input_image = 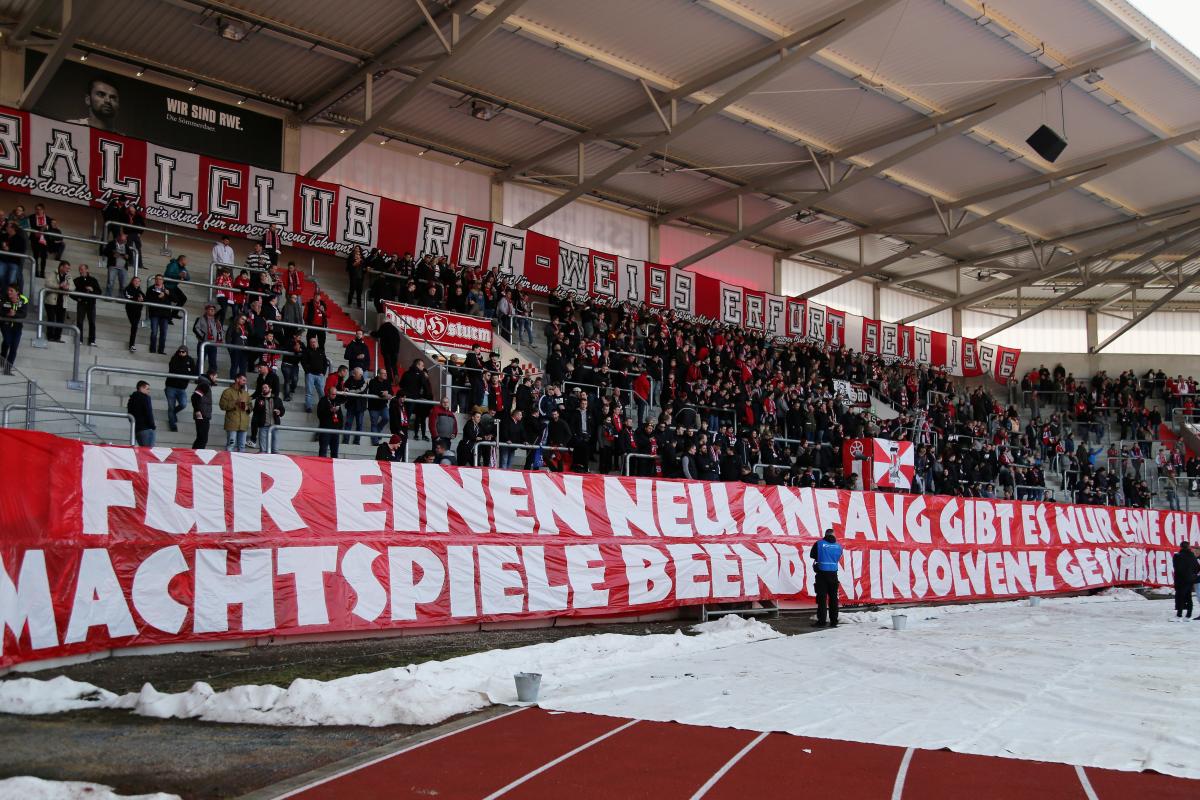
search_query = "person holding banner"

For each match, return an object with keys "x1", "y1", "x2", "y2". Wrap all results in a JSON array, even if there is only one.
[{"x1": 810, "y1": 529, "x2": 844, "y2": 628}]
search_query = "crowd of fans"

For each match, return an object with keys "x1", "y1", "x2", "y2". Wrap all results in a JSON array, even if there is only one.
[{"x1": 7, "y1": 197, "x2": 1196, "y2": 512}]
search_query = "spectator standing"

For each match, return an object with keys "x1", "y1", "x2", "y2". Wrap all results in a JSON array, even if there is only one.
[
  {"x1": 262, "y1": 223, "x2": 283, "y2": 266},
  {"x1": 341, "y1": 367, "x2": 368, "y2": 445},
  {"x1": 45, "y1": 261, "x2": 71, "y2": 342},
  {"x1": 281, "y1": 336, "x2": 303, "y2": 402},
  {"x1": 26, "y1": 204, "x2": 50, "y2": 278},
  {"x1": 1173, "y1": 541, "x2": 1199, "y2": 620},
  {"x1": 809, "y1": 528, "x2": 844, "y2": 628},
  {"x1": 212, "y1": 235, "x2": 235, "y2": 268},
  {"x1": 191, "y1": 369, "x2": 217, "y2": 449},
  {"x1": 145, "y1": 274, "x2": 172, "y2": 355},
  {"x1": 0, "y1": 284, "x2": 27, "y2": 374},
  {"x1": 164, "y1": 346, "x2": 195, "y2": 432},
  {"x1": 219, "y1": 373, "x2": 251, "y2": 452},
  {"x1": 251, "y1": 381, "x2": 284, "y2": 452},
  {"x1": 399, "y1": 358, "x2": 433, "y2": 440},
  {"x1": 102, "y1": 231, "x2": 133, "y2": 297},
  {"x1": 317, "y1": 385, "x2": 344, "y2": 458},
  {"x1": 428, "y1": 396, "x2": 458, "y2": 443},
  {"x1": 371, "y1": 316, "x2": 401, "y2": 380},
  {"x1": 225, "y1": 312, "x2": 250, "y2": 380},
  {"x1": 304, "y1": 292, "x2": 329, "y2": 349},
  {"x1": 367, "y1": 367, "x2": 392, "y2": 433},
  {"x1": 213, "y1": 266, "x2": 235, "y2": 323},
  {"x1": 163, "y1": 254, "x2": 190, "y2": 308},
  {"x1": 1, "y1": 220, "x2": 27, "y2": 290},
  {"x1": 127, "y1": 381, "x2": 156, "y2": 447},
  {"x1": 280, "y1": 291, "x2": 304, "y2": 337},
  {"x1": 344, "y1": 330, "x2": 371, "y2": 374},
  {"x1": 72, "y1": 264, "x2": 101, "y2": 346},
  {"x1": 245, "y1": 243, "x2": 271, "y2": 287},
  {"x1": 302, "y1": 335, "x2": 330, "y2": 413},
  {"x1": 192, "y1": 303, "x2": 224, "y2": 373},
  {"x1": 388, "y1": 387, "x2": 409, "y2": 438},
  {"x1": 346, "y1": 246, "x2": 367, "y2": 308},
  {"x1": 284, "y1": 262, "x2": 304, "y2": 298},
  {"x1": 500, "y1": 408, "x2": 527, "y2": 469},
  {"x1": 122, "y1": 276, "x2": 144, "y2": 352}
]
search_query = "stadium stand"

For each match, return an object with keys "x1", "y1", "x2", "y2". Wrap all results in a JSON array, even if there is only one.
[{"x1": 0, "y1": 192, "x2": 1189, "y2": 513}]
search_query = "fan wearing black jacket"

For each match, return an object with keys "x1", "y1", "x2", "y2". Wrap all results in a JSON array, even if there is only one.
[{"x1": 1173, "y1": 542, "x2": 1199, "y2": 619}]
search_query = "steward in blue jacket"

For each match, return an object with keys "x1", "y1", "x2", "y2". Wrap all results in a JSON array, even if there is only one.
[{"x1": 810, "y1": 529, "x2": 844, "y2": 628}]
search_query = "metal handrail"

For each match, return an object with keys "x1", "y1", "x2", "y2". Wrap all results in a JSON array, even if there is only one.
[
  {"x1": 103, "y1": 219, "x2": 220, "y2": 254},
  {"x1": 55, "y1": 229, "x2": 142, "y2": 275},
  {"x1": 208, "y1": 260, "x2": 272, "y2": 284},
  {"x1": 198, "y1": 341, "x2": 290, "y2": 376},
  {"x1": 35, "y1": 288, "x2": 187, "y2": 347},
  {"x1": 474, "y1": 439, "x2": 570, "y2": 469},
  {"x1": 1157, "y1": 475, "x2": 1189, "y2": 511},
  {"x1": 0, "y1": 250, "x2": 36, "y2": 293},
  {"x1": 2, "y1": 404, "x2": 136, "y2": 446},
  {"x1": 22, "y1": 320, "x2": 82, "y2": 386},
  {"x1": 174, "y1": 277, "x2": 270, "y2": 299},
  {"x1": 622, "y1": 451, "x2": 660, "y2": 476},
  {"x1": 264, "y1": 424, "x2": 397, "y2": 456},
  {"x1": 268, "y1": 318, "x2": 380, "y2": 369},
  {"x1": 84, "y1": 364, "x2": 233, "y2": 417}
]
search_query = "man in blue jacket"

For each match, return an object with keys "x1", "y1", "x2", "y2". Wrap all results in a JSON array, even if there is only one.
[{"x1": 810, "y1": 528, "x2": 844, "y2": 628}]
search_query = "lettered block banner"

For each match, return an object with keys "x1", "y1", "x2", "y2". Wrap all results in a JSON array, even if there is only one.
[{"x1": 0, "y1": 430, "x2": 1188, "y2": 668}]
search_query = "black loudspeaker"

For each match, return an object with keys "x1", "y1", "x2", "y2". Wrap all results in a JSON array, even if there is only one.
[{"x1": 1026, "y1": 125, "x2": 1068, "y2": 163}]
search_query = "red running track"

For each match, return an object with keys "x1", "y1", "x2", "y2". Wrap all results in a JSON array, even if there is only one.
[{"x1": 277, "y1": 707, "x2": 1200, "y2": 800}]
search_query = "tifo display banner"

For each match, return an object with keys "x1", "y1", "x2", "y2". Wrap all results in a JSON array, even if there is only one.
[
  {"x1": 26, "y1": 59, "x2": 283, "y2": 169},
  {"x1": 845, "y1": 438, "x2": 916, "y2": 491},
  {"x1": 383, "y1": 301, "x2": 494, "y2": 352},
  {"x1": 0, "y1": 430, "x2": 1192, "y2": 669},
  {"x1": 0, "y1": 105, "x2": 1020, "y2": 381},
  {"x1": 833, "y1": 379, "x2": 871, "y2": 409}
]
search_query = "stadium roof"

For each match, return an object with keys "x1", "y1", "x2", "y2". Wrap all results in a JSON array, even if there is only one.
[{"x1": 7, "y1": 0, "x2": 1200, "y2": 329}]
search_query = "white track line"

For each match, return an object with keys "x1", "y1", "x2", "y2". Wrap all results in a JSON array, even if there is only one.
[
  {"x1": 689, "y1": 731, "x2": 769, "y2": 799},
  {"x1": 1076, "y1": 765, "x2": 1100, "y2": 800},
  {"x1": 276, "y1": 707, "x2": 529, "y2": 798},
  {"x1": 482, "y1": 719, "x2": 640, "y2": 799},
  {"x1": 891, "y1": 747, "x2": 915, "y2": 800}
]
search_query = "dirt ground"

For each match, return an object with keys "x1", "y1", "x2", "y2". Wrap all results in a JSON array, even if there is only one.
[{"x1": 0, "y1": 613, "x2": 826, "y2": 799}]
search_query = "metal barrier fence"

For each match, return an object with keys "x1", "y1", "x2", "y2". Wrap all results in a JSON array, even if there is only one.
[
  {"x1": 473, "y1": 440, "x2": 570, "y2": 469},
  {"x1": 103, "y1": 220, "x2": 218, "y2": 258},
  {"x1": 623, "y1": 451, "x2": 659, "y2": 476},
  {"x1": 263, "y1": 425, "x2": 401, "y2": 459},
  {"x1": 34, "y1": 288, "x2": 188, "y2": 348},
  {"x1": 0, "y1": 250, "x2": 36, "y2": 294},
  {"x1": 1157, "y1": 476, "x2": 1190, "y2": 512},
  {"x1": 24, "y1": 320, "x2": 83, "y2": 387},
  {"x1": 2, "y1": 404, "x2": 136, "y2": 445},
  {"x1": 198, "y1": 341, "x2": 290, "y2": 376},
  {"x1": 84, "y1": 365, "x2": 234, "y2": 419}
]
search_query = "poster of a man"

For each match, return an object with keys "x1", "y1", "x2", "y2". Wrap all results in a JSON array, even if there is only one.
[{"x1": 69, "y1": 76, "x2": 121, "y2": 131}]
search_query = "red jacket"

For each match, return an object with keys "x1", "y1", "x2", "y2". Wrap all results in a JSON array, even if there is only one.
[{"x1": 428, "y1": 404, "x2": 459, "y2": 439}]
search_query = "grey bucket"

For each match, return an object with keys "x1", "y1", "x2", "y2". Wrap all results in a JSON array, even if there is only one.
[
  {"x1": 514, "y1": 672, "x2": 542, "y2": 703},
  {"x1": 891, "y1": 614, "x2": 908, "y2": 631},
  {"x1": 1029, "y1": 596, "x2": 1042, "y2": 607}
]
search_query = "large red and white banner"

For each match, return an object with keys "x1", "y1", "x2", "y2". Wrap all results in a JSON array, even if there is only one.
[
  {"x1": 0, "y1": 107, "x2": 1020, "y2": 381},
  {"x1": 0, "y1": 431, "x2": 1192, "y2": 669},
  {"x1": 383, "y1": 301, "x2": 493, "y2": 352}
]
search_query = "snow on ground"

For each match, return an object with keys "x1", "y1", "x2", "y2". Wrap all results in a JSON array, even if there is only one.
[
  {"x1": 0, "y1": 615, "x2": 779, "y2": 727},
  {"x1": 523, "y1": 590, "x2": 1200, "y2": 779},
  {"x1": 0, "y1": 776, "x2": 178, "y2": 800},
  {"x1": 3, "y1": 593, "x2": 1197, "y2": 778}
]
